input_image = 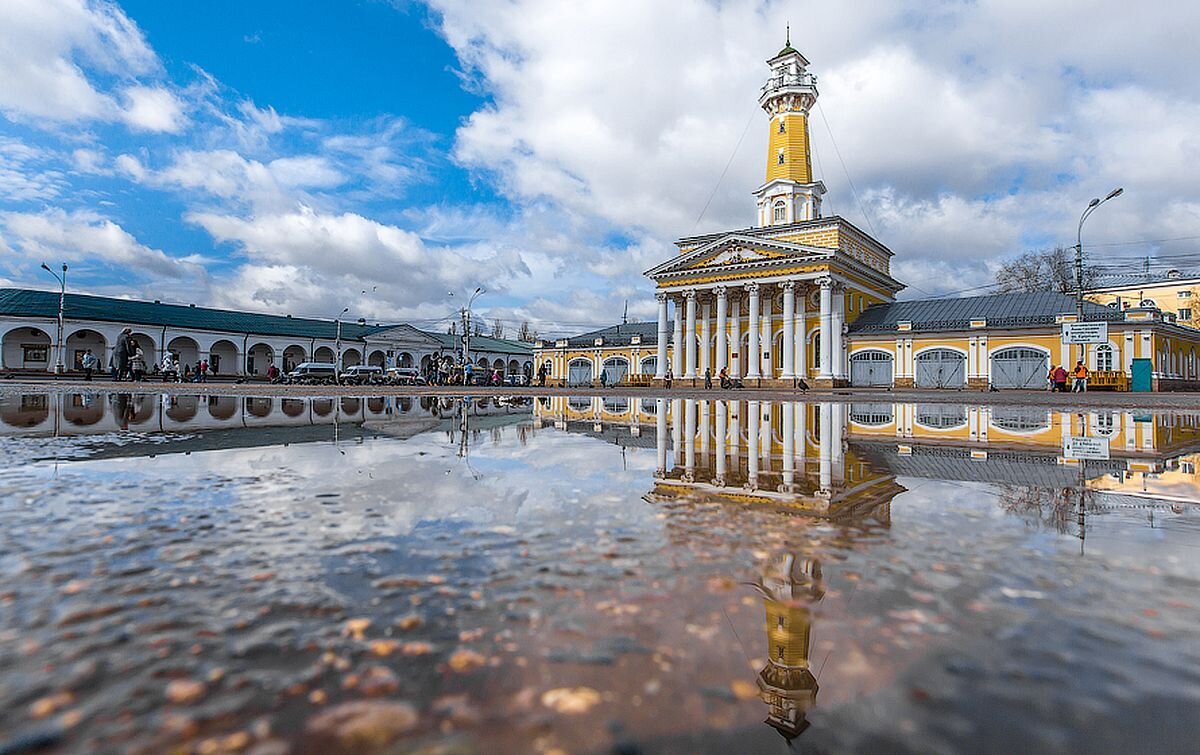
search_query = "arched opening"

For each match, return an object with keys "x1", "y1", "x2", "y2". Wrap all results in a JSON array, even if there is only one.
[
  {"x1": 492, "y1": 358, "x2": 505, "y2": 373},
  {"x1": 314, "y1": 346, "x2": 335, "y2": 363},
  {"x1": 207, "y1": 395, "x2": 237, "y2": 420},
  {"x1": 246, "y1": 343, "x2": 274, "y2": 376},
  {"x1": 419, "y1": 354, "x2": 433, "y2": 374},
  {"x1": 281, "y1": 398, "x2": 305, "y2": 417},
  {"x1": 567, "y1": 396, "x2": 593, "y2": 412},
  {"x1": 567, "y1": 358, "x2": 593, "y2": 386},
  {"x1": 476, "y1": 356, "x2": 489, "y2": 369},
  {"x1": 601, "y1": 357, "x2": 630, "y2": 385},
  {"x1": 63, "y1": 394, "x2": 103, "y2": 426},
  {"x1": 165, "y1": 395, "x2": 199, "y2": 423},
  {"x1": 1094, "y1": 343, "x2": 1116, "y2": 372},
  {"x1": 810, "y1": 332, "x2": 821, "y2": 373},
  {"x1": 128, "y1": 332, "x2": 157, "y2": 366},
  {"x1": 368, "y1": 350, "x2": 386, "y2": 367},
  {"x1": 3, "y1": 327, "x2": 52, "y2": 370},
  {"x1": 312, "y1": 398, "x2": 334, "y2": 417},
  {"x1": 124, "y1": 395, "x2": 155, "y2": 425},
  {"x1": 990, "y1": 407, "x2": 1051, "y2": 433},
  {"x1": 65, "y1": 329, "x2": 106, "y2": 371},
  {"x1": 367, "y1": 397, "x2": 386, "y2": 414},
  {"x1": 523, "y1": 361, "x2": 533, "y2": 377},
  {"x1": 639, "y1": 398, "x2": 658, "y2": 416},
  {"x1": 341, "y1": 348, "x2": 362, "y2": 369},
  {"x1": 340, "y1": 397, "x2": 361, "y2": 415},
  {"x1": 990, "y1": 347, "x2": 1049, "y2": 389},
  {"x1": 508, "y1": 359, "x2": 520, "y2": 375},
  {"x1": 209, "y1": 340, "x2": 238, "y2": 375},
  {"x1": 283, "y1": 345, "x2": 307, "y2": 373},
  {"x1": 640, "y1": 356, "x2": 657, "y2": 376},
  {"x1": 399, "y1": 352, "x2": 414, "y2": 368},
  {"x1": 849, "y1": 402, "x2": 893, "y2": 426},
  {"x1": 167, "y1": 336, "x2": 200, "y2": 372},
  {"x1": 915, "y1": 349, "x2": 966, "y2": 389},
  {"x1": 602, "y1": 396, "x2": 629, "y2": 413},
  {"x1": 244, "y1": 397, "x2": 273, "y2": 418},
  {"x1": 849, "y1": 350, "x2": 894, "y2": 387},
  {"x1": 2, "y1": 394, "x2": 49, "y2": 426}
]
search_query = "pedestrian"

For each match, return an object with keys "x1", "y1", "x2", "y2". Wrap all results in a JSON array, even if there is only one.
[
  {"x1": 664, "y1": 365, "x2": 673, "y2": 389},
  {"x1": 1046, "y1": 365, "x2": 1056, "y2": 391},
  {"x1": 1072, "y1": 360, "x2": 1089, "y2": 392},
  {"x1": 113, "y1": 327, "x2": 131, "y2": 380},
  {"x1": 600, "y1": 369, "x2": 608, "y2": 388},
  {"x1": 703, "y1": 367, "x2": 712, "y2": 389},
  {"x1": 198, "y1": 359, "x2": 208, "y2": 383},
  {"x1": 81, "y1": 349, "x2": 97, "y2": 381},
  {"x1": 130, "y1": 347, "x2": 146, "y2": 381},
  {"x1": 1053, "y1": 364, "x2": 1068, "y2": 393},
  {"x1": 537, "y1": 363, "x2": 547, "y2": 387},
  {"x1": 123, "y1": 332, "x2": 138, "y2": 380}
]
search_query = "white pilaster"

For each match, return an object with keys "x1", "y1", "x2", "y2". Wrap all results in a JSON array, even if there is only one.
[
  {"x1": 700, "y1": 297, "x2": 711, "y2": 376},
  {"x1": 715, "y1": 286, "x2": 728, "y2": 374},
  {"x1": 655, "y1": 292, "x2": 668, "y2": 379},
  {"x1": 760, "y1": 286, "x2": 773, "y2": 377},
  {"x1": 795, "y1": 286, "x2": 807, "y2": 378},
  {"x1": 831, "y1": 284, "x2": 846, "y2": 379},
  {"x1": 684, "y1": 290, "x2": 697, "y2": 379},
  {"x1": 746, "y1": 284, "x2": 761, "y2": 379},
  {"x1": 781, "y1": 281, "x2": 795, "y2": 379},
  {"x1": 729, "y1": 294, "x2": 741, "y2": 378},
  {"x1": 671, "y1": 298, "x2": 683, "y2": 378},
  {"x1": 818, "y1": 277, "x2": 833, "y2": 380}
]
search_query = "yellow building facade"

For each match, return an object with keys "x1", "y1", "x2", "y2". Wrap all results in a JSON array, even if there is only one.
[
  {"x1": 533, "y1": 41, "x2": 1200, "y2": 391},
  {"x1": 1085, "y1": 270, "x2": 1200, "y2": 329}
]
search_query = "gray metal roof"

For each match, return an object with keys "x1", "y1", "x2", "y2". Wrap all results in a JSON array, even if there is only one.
[
  {"x1": 849, "y1": 291, "x2": 1123, "y2": 334},
  {"x1": 563, "y1": 321, "x2": 664, "y2": 348},
  {"x1": 1091, "y1": 270, "x2": 1200, "y2": 289}
]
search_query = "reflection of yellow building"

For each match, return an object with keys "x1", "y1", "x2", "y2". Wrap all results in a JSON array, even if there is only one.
[
  {"x1": 533, "y1": 38, "x2": 1200, "y2": 391},
  {"x1": 753, "y1": 555, "x2": 824, "y2": 742}
]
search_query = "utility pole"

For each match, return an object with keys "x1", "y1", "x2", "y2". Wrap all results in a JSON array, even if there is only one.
[
  {"x1": 1075, "y1": 188, "x2": 1123, "y2": 362},
  {"x1": 40, "y1": 262, "x2": 67, "y2": 374}
]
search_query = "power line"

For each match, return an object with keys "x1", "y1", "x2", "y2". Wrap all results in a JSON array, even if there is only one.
[
  {"x1": 693, "y1": 106, "x2": 758, "y2": 231},
  {"x1": 816, "y1": 100, "x2": 877, "y2": 237}
]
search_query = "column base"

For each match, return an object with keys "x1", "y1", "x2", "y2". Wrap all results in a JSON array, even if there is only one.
[
  {"x1": 893, "y1": 377, "x2": 915, "y2": 388},
  {"x1": 810, "y1": 377, "x2": 850, "y2": 389},
  {"x1": 967, "y1": 378, "x2": 990, "y2": 390}
]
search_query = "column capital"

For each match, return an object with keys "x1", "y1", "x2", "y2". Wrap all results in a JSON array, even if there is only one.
[
  {"x1": 746, "y1": 282, "x2": 761, "y2": 295},
  {"x1": 817, "y1": 275, "x2": 833, "y2": 289},
  {"x1": 714, "y1": 284, "x2": 727, "y2": 297},
  {"x1": 655, "y1": 291, "x2": 668, "y2": 303},
  {"x1": 781, "y1": 280, "x2": 796, "y2": 292},
  {"x1": 683, "y1": 289, "x2": 697, "y2": 301}
]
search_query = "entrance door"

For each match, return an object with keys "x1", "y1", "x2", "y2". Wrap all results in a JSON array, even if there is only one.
[
  {"x1": 915, "y1": 349, "x2": 965, "y2": 388},
  {"x1": 990, "y1": 347, "x2": 1049, "y2": 389},
  {"x1": 1131, "y1": 359, "x2": 1153, "y2": 392},
  {"x1": 567, "y1": 360, "x2": 593, "y2": 386},
  {"x1": 849, "y1": 351, "x2": 893, "y2": 387}
]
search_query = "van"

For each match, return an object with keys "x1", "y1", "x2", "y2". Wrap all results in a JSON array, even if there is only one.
[{"x1": 288, "y1": 362, "x2": 338, "y2": 385}]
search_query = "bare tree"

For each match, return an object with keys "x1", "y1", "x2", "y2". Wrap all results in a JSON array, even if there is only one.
[
  {"x1": 472, "y1": 319, "x2": 485, "y2": 337},
  {"x1": 995, "y1": 246, "x2": 1095, "y2": 294},
  {"x1": 490, "y1": 318, "x2": 505, "y2": 339},
  {"x1": 447, "y1": 321, "x2": 457, "y2": 335},
  {"x1": 516, "y1": 320, "x2": 539, "y2": 342}
]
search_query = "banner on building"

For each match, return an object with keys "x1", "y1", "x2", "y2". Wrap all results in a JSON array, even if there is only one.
[{"x1": 1061, "y1": 322, "x2": 1108, "y2": 344}]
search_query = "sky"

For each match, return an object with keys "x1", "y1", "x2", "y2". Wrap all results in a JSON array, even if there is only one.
[{"x1": 0, "y1": 0, "x2": 1198, "y2": 338}]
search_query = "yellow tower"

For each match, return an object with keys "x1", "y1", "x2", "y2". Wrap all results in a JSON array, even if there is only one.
[{"x1": 754, "y1": 30, "x2": 826, "y2": 228}]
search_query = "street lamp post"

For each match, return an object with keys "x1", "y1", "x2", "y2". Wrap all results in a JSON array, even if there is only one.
[
  {"x1": 40, "y1": 262, "x2": 67, "y2": 374},
  {"x1": 1074, "y1": 187, "x2": 1123, "y2": 363},
  {"x1": 461, "y1": 287, "x2": 484, "y2": 372},
  {"x1": 335, "y1": 306, "x2": 349, "y2": 381}
]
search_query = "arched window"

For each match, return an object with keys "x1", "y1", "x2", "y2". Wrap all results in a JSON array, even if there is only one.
[
  {"x1": 778, "y1": 120, "x2": 786, "y2": 134},
  {"x1": 1141, "y1": 299, "x2": 1157, "y2": 308},
  {"x1": 773, "y1": 201, "x2": 786, "y2": 223},
  {"x1": 812, "y1": 332, "x2": 821, "y2": 370},
  {"x1": 1095, "y1": 344, "x2": 1115, "y2": 371},
  {"x1": 777, "y1": 151, "x2": 785, "y2": 165}
]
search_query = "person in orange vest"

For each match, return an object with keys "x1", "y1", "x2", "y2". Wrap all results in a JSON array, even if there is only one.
[{"x1": 1072, "y1": 360, "x2": 1089, "y2": 392}]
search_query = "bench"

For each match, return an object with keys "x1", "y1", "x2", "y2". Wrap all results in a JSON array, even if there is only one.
[
  {"x1": 1088, "y1": 370, "x2": 1129, "y2": 391},
  {"x1": 625, "y1": 374, "x2": 654, "y2": 387}
]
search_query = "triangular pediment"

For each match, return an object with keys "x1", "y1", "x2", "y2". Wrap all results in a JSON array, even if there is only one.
[{"x1": 645, "y1": 234, "x2": 831, "y2": 279}]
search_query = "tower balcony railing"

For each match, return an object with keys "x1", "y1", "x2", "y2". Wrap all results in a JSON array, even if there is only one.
[{"x1": 761, "y1": 72, "x2": 818, "y2": 96}]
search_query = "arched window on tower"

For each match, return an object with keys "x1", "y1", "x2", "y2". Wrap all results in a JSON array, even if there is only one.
[
  {"x1": 773, "y1": 201, "x2": 787, "y2": 224},
  {"x1": 777, "y1": 151, "x2": 786, "y2": 165},
  {"x1": 778, "y1": 120, "x2": 786, "y2": 134}
]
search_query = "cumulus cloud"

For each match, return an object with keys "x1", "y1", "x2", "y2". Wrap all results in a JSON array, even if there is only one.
[{"x1": 0, "y1": 0, "x2": 187, "y2": 132}]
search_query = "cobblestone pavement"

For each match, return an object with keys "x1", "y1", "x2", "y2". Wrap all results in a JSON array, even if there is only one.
[{"x1": 3, "y1": 377, "x2": 1200, "y2": 411}]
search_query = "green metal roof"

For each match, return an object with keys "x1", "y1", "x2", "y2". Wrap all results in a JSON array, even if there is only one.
[{"x1": 0, "y1": 287, "x2": 384, "y2": 341}]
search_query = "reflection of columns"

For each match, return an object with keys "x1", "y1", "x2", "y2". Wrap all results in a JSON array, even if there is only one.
[
  {"x1": 699, "y1": 399, "x2": 710, "y2": 463},
  {"x1": 684, "y1": 290, "x2": 697, "y2": 379},
  {"x1": 761, "y1": 286, "x2": 773, "y2": 378},
  {"x1": 714, "y1": 400, "x2": 728, "y2": 485},
  {"x1": 795, "y1": 285, "x2": 807, "y2": 378},
  {"x1": 818, "y1": 278, "x2": 833, "y2": 380},
  {"x1": 671, "y1": 398, "x2": 683, "y2": 468},
  {"x1": 730, "y1": 399, "x2": 741, "y2": 463},
  {"x1": 747, "y1": 400, "x2": 760, "y2": 489},
  {"x1": 655, "y1": 398, "x2": 668, "y2": 476},
  {"x1": 795, "y1": 402, "x2": 807, "y2": 469},
  {"x1": 730, "y1": 294, "x2": 742, "y2": 378},
  {"x1": 831, "y1": 285, "x2": 846, "y2": 380},
  {"x1": 715, "y1": 286, "x2": 728, "y2": 374},
  {"x1": 760, "y1": 400, "x2": 772, "y2": 469},
  {"x1": 671, "y1": 299, "x2": 683, "y2": 378},
  {"x1": 818, "y1": 402, "x2": 833, "y2": 495},
  {"x1": 655, "y1": 293, "x2": 668, "y2": 379},
  {"x1": 782, "y1": 403, "x2": 795, "y2": 489},
  {"x1": 747, "y1": 284, "x2": 761, "y2": 379},
  {"x1": 831, "y1": 402, "x2": 845, "y2": 484},
  {"x1": 700, "y1": 298, "x2": 711, "y2": 377},
  {"x1": 781, "y1": 281, "x2": 796, "y2": 379},
  {"x1": 684, "y1": 399, "x2": 697, "y2": 480}
]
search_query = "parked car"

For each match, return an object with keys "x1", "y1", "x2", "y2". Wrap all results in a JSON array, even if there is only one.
[
  {"x1": 288, "y1": 362, "x2": 338, "y2": 385},
  {"x1": 502, "y1": 373, "x2": 529, "y2": 387},
  {"x1": 339, "y1": 365, "x2": 384, "y2": 385},
  {"x1": 386, "y1": 367, "x2": 426, "y2": 386}
]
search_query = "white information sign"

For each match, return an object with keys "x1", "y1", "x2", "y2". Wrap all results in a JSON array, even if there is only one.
[
  {"x1": 1063, "y1": 436, "x2": 1111, "y2": 460},
  {"x1": 1061, "y1": 322, "x2": 1108, "y2": 344}
]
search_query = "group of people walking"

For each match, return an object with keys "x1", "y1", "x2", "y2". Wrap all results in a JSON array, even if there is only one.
[{"x1": 1048, "y1": 360, "x2": 1090, "y2": 392}]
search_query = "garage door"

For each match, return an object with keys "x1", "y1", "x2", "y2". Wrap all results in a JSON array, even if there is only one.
[
  {"x1": 990, "y1": 347, "x2": 1049, "y2": 389},
  {"x1": 850, "y1": 351, "x2": 893, "y2": 387},
  {"x1": 915, "y1": 349, "x2": 965, "y2": 388},
  {"x1": 567, "y1": 360, "x2": 593, "y2": 386}
]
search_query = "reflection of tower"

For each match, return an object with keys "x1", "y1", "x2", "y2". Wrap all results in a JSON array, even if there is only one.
[{"x1": 754, "y1": 555, "x2": 825, "y2": 742}]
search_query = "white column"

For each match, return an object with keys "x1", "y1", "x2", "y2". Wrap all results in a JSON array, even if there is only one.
[
  {"x1": 684, "y1": 290, "x2": 697, "y2": 378},
  {"x1": 700, "y1": 297, "x2": 711, "y2": 377},
  {"x1": 760, "y1": 286, "x2": 773, "y2": 378},
  {"x1": 746, "y1": 284, "x2": 761, "y2": 378},
  {"x1": 818, "y1": 401, "x2": 833, "y2": 494},
  {"x1": 832, "y1": 284, "x2": 846, "y2": 380},
  {"x1": 782, "y1": 402, "x2": 795, "y2": 488},
  {"x1": 715, "y1": 286, "x2": 728, "y2": 374},
  {"x1": 795, "y1": 285, "x2": 807, "y2": 378},
  {"x1": 671, "y1": 298, "x2": 683, "y2": 378},
  {"x1": 715, "y1": 400, "x2": 728, "y2": 485},
  {"x1": 781, "y1": 281, "x2": 796, "y2": 379},
  {"x1": 730, "y1": 294, "x2": 741, "y2": 378},
  {"x1": 818, "y1": 277, "x2": 833, "y2": 380},
  {"x1": 655, "y1": 292, "x2": 668, "y2": 379},
  {"x1": 671, "y1": 398, "x2": 683, "y2": 466}
]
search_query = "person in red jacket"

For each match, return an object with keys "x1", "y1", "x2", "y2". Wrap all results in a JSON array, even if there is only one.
[{"x1": 1053, "y1": 365, "x2": 1069, "y2": 392}]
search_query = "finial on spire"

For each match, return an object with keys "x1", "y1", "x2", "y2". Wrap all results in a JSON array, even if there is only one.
[{"x1": 786, "y1": 22, "x2": 790, "y2": 47}]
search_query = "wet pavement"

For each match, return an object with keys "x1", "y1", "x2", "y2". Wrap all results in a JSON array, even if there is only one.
[{"x1": 1, "y1": 392, "x2": 1199, "y2": 754}]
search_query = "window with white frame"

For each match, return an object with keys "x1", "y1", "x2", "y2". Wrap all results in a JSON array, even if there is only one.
[
  {"x1": 777, "y1": 151, "x2": 785, "y2": 165},
  {"x1": 778, "y1": 120, "x2": 786, "y2": 134},
  {"x1": 773, "y1": 201, "x2": 787, "y2": 223},
  {"x1": 1095, "y1": 343, "x2": 1115, "y2": 371},
  {"x1": 1179, "y1": 308, "x2": 1192, "y2": 321}
]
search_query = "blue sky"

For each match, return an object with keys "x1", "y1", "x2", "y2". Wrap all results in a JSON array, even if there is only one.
[{"x1": 1, "y1": 0, "x2": 1198, "y2": 337}]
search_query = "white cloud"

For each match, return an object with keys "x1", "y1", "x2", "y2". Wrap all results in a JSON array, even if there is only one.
[
  {"x1": 0, "y1": 138, "x2": 65, "y2": 201},
  {"x1": 120, "y1": 85, "x2": 188, "y2": 133}
]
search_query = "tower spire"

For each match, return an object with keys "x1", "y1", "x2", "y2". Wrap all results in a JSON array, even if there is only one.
[{"x1": 786, "y1": 22, "x2": 790, "y2": 48}]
